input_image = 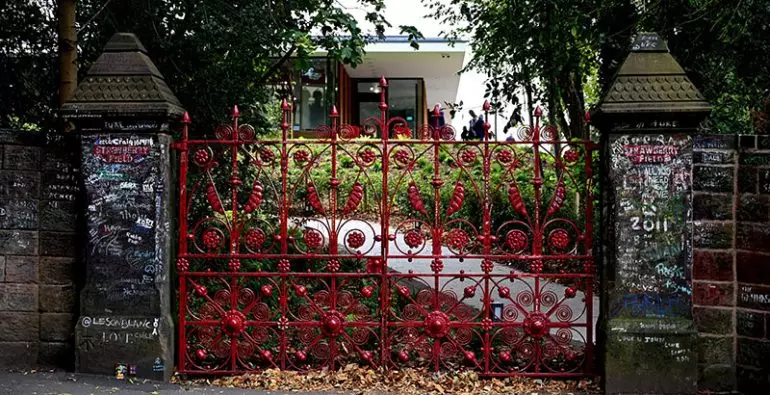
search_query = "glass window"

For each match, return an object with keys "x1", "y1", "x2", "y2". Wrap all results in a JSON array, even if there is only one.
[
  {"x1": 352, "y1": 79, "x2": 424, "y2": 138},
  {"x1": 356, "y1": 81, "x2": 382, "y2": 124},
  {"x1": 300, "y1": 86, "x2": 326, "y2": 129},
  {"x1": 357, "y1": 81, "x2": 383, "y2": 95},
  {"x1": 388, "y1": 80, "x2": 421, "y2": 132},
  {"x1": 298, "y1": 59, "x2": 327, "y2": 130},
  {"x1": 268, "y1": 58, "x2": 337, "y2": 132}
]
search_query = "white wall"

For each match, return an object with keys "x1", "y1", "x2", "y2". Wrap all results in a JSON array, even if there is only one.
[{"x1": 336, "y1": 0, "x2": 528, "y2": 139}]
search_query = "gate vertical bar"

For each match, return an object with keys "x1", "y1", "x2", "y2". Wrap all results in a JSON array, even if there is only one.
[
  {"x1": 378, "y1": 76, "x2": 390, "y2": 368},
  {"x1": 229, "y1": 106, "x2": 241, "y2": 371},
  {"x1": 279, "y1": 99, "x2": 291, "y2": 370},
  {"x1": 177, "y1": 112, "x2": 191, "y2": 372},
  {"x1": 431, "y1": 101, "x2": 442, "y2": 372},
  {"x1": 329, "y1": 105, "x2": 339, "y2": 370},
  {"x1": 482, "y1": 101, "x2": 492, "y2": 374},
  {"x1": 531, "y1": 108, "x2": 543, "y2": 373},
  {"x1": 584, "y1": 140, "x2": 596, "y2": 374}
]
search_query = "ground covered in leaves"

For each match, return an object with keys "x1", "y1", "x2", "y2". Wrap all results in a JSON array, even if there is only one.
[{"x1": 173, "y1": 365, "x2": 600, "y2": 394}]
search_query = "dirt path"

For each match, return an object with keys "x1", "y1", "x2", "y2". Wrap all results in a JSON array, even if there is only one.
[{"x1": 300, "y1": 218, "x2": 599, "y2": 343}]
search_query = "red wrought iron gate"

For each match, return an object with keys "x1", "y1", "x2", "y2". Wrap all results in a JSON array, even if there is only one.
[{"x1": 174, "y1": 78, "x2": 597, "y2": 377}]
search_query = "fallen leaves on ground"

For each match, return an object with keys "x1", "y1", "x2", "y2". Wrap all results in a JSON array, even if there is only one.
[{"x1": 173, "y1": 365, "x2": 600, "y2": 394}]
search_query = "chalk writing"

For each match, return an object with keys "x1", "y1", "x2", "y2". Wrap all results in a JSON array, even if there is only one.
[
  {"x1": 610, "y1": 322, "x2": 681, "y2": 333},
  {"x1": 630, "y1": 216, "x2": 669, "y2": 233},
  {"x1": 81, "y1": 316, "x2": 159, "y2": 330},
  {"x1": 739, "y1": 285, "x2": 770, "y2": 311},
  {"x1": 81, "y1": 134, "x2": 168, "y2": 314},
  {"x1": 93, "y1": 145, "x2": 152, "y2": 163},
  {"x1": 95, "y1": 136, "x2": 155, "y2": 146},
  {"x1": 694, "y1": 136, "x2": 733, "y2": 150},
  {"x1": 623, "y1": 144, "x2": 679, "y2": 164},
  {"x1": 631, "y1": 33, "x2": 665, "y2": 51},
  {"x1": 0, "y1": 199, "x2": 38, "y2": 229},
  {"x1": 104, "y1": 120, "x2": 168, "y2": 132},
  {"x1": 611, "y1": 294, "x2": 687, "y2": 318},
  {"x1": 614, "y1": 335, "x2": 690, "y2": 362},
  {"x1": 698, "y1": 152, "x2": 730, "y2": 164},
  {"x1": 636, "y1": 321, "x2": 680, "y2": 331},
  {"x1": 101, "y1": 330, "x2": 158, "y2": 344},
  {"x1": 610, "y1": 134, "x2": 693, "y2": 316},
  {"x1": 741, "y1": 154, "x2": 770, "y2": 166}
]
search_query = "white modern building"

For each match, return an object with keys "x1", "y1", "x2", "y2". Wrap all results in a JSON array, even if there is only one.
[{"x1": 275, "y1": 0, "x2": 516, "y2": 138}]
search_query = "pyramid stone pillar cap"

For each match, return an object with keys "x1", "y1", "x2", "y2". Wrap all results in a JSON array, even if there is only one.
[
  {"x1": 61, "y1": 32, "x2": 184, "y2": 124},
  {"x1": 594, "y1": 32, "x2": 711, "y2": 122}
]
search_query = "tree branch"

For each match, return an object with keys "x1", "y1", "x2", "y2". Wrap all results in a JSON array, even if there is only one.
[
  {"x1": 254, "y1": 44, "x2": 298, "y2": 87},
  {"x1": 78, "y1": 0, "x2": 115, "y2": 33}
]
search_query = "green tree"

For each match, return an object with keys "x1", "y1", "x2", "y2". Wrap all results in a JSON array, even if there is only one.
[
  {"x1": 425, "y1": 0, "x2": 770, "y2": 136},
  {"x1": 1, "y1": 0, "x2": 420, "y2": 132},
  {"x1": 425, "y1": 0, "x2": 627, "y2": 139},
  {"x1": 1, "y1": 0, "x2": 58, "y2": 130},
  {"x1": 638, "y1": 0, "x2": 770, "y2": 133}
]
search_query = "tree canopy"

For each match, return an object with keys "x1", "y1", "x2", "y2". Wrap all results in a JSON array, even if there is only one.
[
  {"x1": 425, "y1": 0, "x2": 770, "y2": 137},
  {"x1": 2, "y1": 0, "x2": 768, "y2": 135},
  {"x1": 1, "y1": 0, "x2": 419, "y2": 132}
]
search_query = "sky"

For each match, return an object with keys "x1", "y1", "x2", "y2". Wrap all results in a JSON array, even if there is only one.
[{"x1": 335, "y1": 0, "x2": 523, "y2": 138}]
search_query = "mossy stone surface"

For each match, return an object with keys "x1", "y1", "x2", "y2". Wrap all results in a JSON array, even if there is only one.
[{"x1": 605, "y1": 317, "x2": 697, "y2": 394}]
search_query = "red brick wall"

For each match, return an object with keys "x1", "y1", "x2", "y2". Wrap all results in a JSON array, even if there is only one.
[{"x1": 693, "y1": 134, "x2": 770, "y2": 394}]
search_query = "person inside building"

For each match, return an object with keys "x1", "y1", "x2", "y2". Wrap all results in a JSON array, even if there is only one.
[
  {"x1": 468, "y1": 110, "x2": 485, "y2": 140},
  {"x1": 308, "y1": 90, "x2": 325, "y2": 127},
  {"x1": 461, "y1": 126, "x2": 472, "y2": 141}
]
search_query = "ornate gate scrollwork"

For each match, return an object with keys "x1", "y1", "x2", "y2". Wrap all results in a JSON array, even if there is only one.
[{"x1": 175, "y1": 78, "x2": 597, "y2": 377}]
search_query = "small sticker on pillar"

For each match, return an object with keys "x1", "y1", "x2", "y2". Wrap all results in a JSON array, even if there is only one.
[
  {"x1": 153, "y1": 357, "x2": 164, "y2": 372},
  {"x1": 115, "y1": 363, "x2": 127, "y2": 380}
]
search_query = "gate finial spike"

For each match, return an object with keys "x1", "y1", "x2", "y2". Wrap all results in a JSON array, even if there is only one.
[
  {"x1": 534, "y1": 106, "x2": 543, "y2": 118},
  {"x1": 379, "y1": 75, "x2": 388, "y2": 88},
  {"x1": 432, "y1": 104, "x2": 441, "y2": 117},
  {"x1": 281, "y1": 98, "x2": 290, "y2": 111},
  {"x1": 330, "y1": 105, "x2": 339, "y2": 118},
  {"x1": 181, "y1": 111, "x2": 191, "y2": 124},
  {"x1": 584, "y1": 111, "x2": 591, "y2": 124},
  {"x1": 483, "y1": 100, "x2": 491, "y2": 112},
  {"x1": 231, "y1": 105, "x2": 241, "y2": 118}
]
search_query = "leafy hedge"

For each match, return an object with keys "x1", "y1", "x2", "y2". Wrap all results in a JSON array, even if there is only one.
[{"x1": 183, "y1": 134, "x2": 599, "y2": 284}]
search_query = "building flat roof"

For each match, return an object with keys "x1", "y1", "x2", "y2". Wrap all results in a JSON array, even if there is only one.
[
  {"x1": 367, "y1": 35, "x2": 468, "y2": 44},
  {"x1": 320, "y1": 35, "x2": 467, "y2": 44}
]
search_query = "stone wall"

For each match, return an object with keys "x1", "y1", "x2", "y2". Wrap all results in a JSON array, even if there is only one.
[
  {"x1": 0, "y1": 129, "x2": 79, "y2": 369},
  {"x1": 3, "y1": 122, "x2": 769, "y2": 389},
  {"x1": 692, "y1": 134, "x2": 770, "y2": 394}
]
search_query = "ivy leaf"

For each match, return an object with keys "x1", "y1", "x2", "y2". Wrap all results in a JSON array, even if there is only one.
[{"x1": 399, "y1": 25, "x2": 423, "y2": 50}]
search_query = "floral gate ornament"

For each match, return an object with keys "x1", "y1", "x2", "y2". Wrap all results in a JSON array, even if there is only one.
[{"x1": 174, "y1": 77, "x2": 597, "y2": 377}]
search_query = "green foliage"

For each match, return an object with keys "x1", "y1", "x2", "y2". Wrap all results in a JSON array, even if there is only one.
[
  {"x1": 407, "y1": 147, "x2": 585, "y2": 244},
  {"x1": 637, "y1": 0, "x2": 770, "y2": 134},
  {"x1": 423, "y1": 0, "x2": 620, "y2": 139},
  {"x1": 1, "y1": 0, "x2": 418, "y2": 132},
  {"x1": 0, "y1": 1, "x2": 58, "y2": 128},
  {"x1": 425, "y1": 0, "x2": 769, "y2": 136}
]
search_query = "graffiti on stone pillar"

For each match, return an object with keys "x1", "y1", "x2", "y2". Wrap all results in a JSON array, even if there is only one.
[{"x1": 610, "y1": 134, "x2": 693, "y2": 318}]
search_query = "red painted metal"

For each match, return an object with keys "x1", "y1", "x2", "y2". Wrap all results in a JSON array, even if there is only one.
[{"x1": 175, "y1": 77, "x2": 597, "y2": 377}]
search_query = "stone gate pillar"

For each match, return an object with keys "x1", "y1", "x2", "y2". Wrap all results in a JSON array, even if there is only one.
[
  {"x1": 61, "y1": 33, "x2": 184, "y2": 380},
  {"x1": 594, "y1": 33, "x2": 711, "y2": 394}
]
